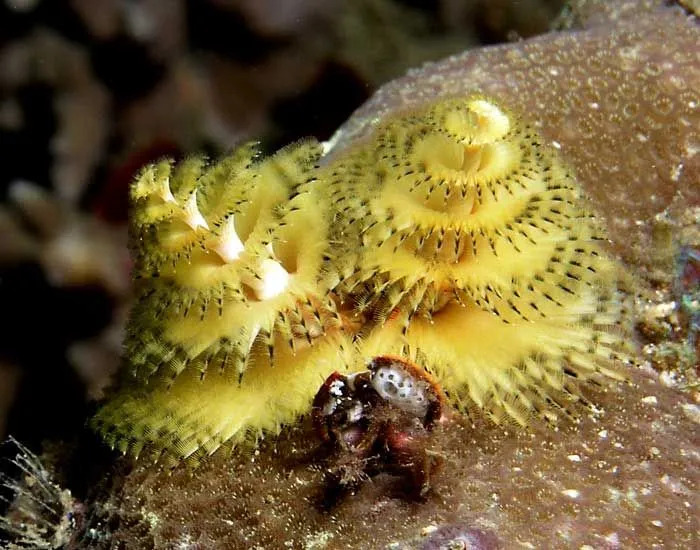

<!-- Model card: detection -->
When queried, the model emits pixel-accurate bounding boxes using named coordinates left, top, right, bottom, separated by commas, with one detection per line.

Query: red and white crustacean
left=312, top=356, right=448, bottom=497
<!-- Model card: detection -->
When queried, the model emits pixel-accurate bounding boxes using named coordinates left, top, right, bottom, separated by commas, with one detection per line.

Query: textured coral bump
left=93, top=95, right=631, bottom=464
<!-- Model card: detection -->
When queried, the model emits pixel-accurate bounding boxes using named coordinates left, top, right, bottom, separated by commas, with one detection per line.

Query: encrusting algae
left=92, top=95, right=633, bottom=465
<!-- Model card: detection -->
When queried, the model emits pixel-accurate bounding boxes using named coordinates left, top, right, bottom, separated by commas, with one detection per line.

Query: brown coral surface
left=81, top=372, right=697, bottom=549
left=70, top=0, right=699, bottom=548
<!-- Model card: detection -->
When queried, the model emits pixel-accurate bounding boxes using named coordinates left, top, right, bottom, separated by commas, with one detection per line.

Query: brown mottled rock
left=66, top=1, right=699, bottom=548
left=78, top=371, right=697, bottom=549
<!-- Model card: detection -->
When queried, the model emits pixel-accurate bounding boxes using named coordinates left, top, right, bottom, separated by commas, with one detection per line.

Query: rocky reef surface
left=1, top=0, right=697, bottom=548
left=81, top=371, right=697, bottom=549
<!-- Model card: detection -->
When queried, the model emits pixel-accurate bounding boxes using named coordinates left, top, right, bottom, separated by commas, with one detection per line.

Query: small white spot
left=568, top=454, right=582, bottom=462
left=346, top=399, right=365, bottom=425
left=651, top=520, right=663, bottom=527
left=468, top=98, right=511, bottom=140
left=641, top=395, right=658, bottom=405
left=329, top=379, right=344, bottom=397
left=183, top=190, right=209, bottom=230
left=214, top=215, right=245, bottom=262
left=647, top=300, right=677, bottom=317
left=604, top=532, right=620, bottom=546
left=158, top=177, right=176, bottom=203
left=680, top=403, right=700, bottom=424
left=420, top=525, right=439, bottom=536
left=321, top=135, right=338, bottom=156
left=598, top=430, right=608, bottom=439
left=670, top=163, right=683, bottom=182
left=246, top=323, right=261, bottom=353
left=589, top=102, right=599, bottom=110
left=562, top=489, right=580, bottom=499
left=552, top=140, right=562, bottom=150
left=636, top=133, right=649, bottom=142
left=660, top=473, right=688, bottom=495
left=256, top=258, right=290, bottom=300
left=659, top=370, right=678, bottom=388
left=613, top=442, right=624, bottom=449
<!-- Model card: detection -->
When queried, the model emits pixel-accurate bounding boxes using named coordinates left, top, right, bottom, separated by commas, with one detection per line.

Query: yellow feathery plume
left=93, top=94, right=633, bottom=464
left=326, top=95, right=631, bottom=424
left=123, top=139, right=334, bottom=382
left=93, top=330, right=354, bottom=465
left=93, top=139, right=354, bottom=463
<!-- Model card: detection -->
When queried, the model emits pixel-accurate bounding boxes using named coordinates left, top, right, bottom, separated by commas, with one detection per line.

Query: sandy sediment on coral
left=80, top=370, right=698, bottom=549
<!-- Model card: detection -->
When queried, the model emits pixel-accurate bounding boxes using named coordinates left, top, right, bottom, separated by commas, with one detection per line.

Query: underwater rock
left=75, top=368, right=697, bottom=548
left=15, top=0, right=698, bottom=548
